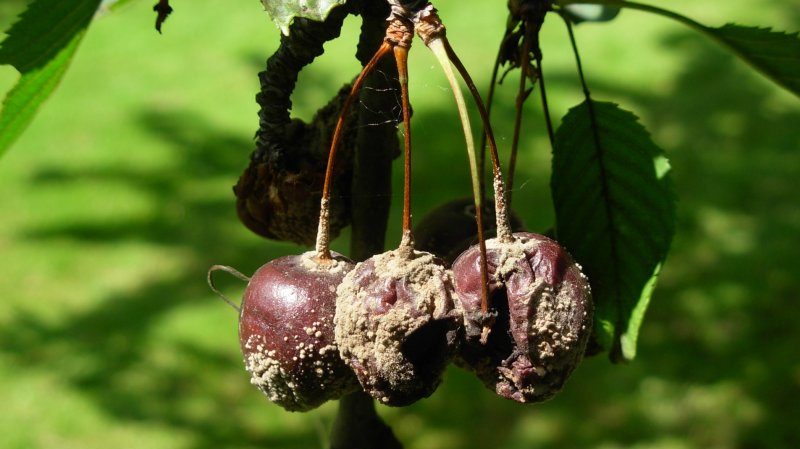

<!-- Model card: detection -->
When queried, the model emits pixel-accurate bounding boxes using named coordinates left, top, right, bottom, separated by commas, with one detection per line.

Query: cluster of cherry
left=215, top=1, right=593, bottom=412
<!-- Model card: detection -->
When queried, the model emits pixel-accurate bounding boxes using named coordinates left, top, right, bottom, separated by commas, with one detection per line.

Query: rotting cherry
left=451, top=232, right=592, bottom=403
left=214, top=20, right=401, bottom=411
left=237, top=252, right=359, bottom=412
left=234, top=84, right=359, bottom=246
left=334, top=12, right=461, bottom=406
left=334, top=242, right=460, bottom=406
left=412, top=5, right=594, bottom=402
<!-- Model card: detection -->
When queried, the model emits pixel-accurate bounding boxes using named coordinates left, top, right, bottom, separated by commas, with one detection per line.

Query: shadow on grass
left=2, top=26, right=799, bottom=449
left=3, top=109, right=326, bottom=449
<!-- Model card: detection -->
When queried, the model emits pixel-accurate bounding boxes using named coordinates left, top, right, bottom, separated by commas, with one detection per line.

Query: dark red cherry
left=239, top=251, right=358, bottom=412
left=451, top=232, right=592, bottom=403
left=334, top=248, right=460, bottom=406
left=414, top=197, right=526, bottom=265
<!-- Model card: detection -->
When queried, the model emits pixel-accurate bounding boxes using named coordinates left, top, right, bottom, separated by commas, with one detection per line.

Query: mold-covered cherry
left=452, top=232, right=592, bottom=403
left=414, top=197, right=526, bottom=264
left=234, top=84, right=361, bottom=246
left=334, top=244, right=460, bottom=406
left=239, top=251, right=358, bottom=412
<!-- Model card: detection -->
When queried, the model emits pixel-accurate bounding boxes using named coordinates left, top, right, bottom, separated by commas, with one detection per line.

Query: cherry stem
left=507, top=26, right=533, bottom=206
left=441, top=38, right=514, bottom=242
left=315, top=41, right=393, bottom=260
left=395, top=45, right=414, bottom=242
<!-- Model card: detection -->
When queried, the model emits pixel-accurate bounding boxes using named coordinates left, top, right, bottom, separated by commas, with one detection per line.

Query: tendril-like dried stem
left=207, top=265, right=250, bottom=312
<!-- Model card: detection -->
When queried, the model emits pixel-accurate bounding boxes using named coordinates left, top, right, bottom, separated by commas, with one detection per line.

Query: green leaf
left=0, top=0, right=102, bottom=158
left=707, top=24, right=800, bottom=96
left=261, top=0, right=347, bottom=35
left=551, top=100, right=676, bottom=362
left=557, top=1, right=800, bottom=97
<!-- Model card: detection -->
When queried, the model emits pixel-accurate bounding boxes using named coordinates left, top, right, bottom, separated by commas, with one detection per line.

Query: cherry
left=334, top=14, right=462, bottom=406
left=406, top=5, right=593, bottom=402
left=234, top=19, right=410, bottom=411
left=414, top=197, right=525, bottom=264
left=239, top=251, right=358, bottom=412
left=451, top=232, right=592, bottom=403
left=234, top=85, right=358, bottom=246
left=334, top=245, right=460, bottom=406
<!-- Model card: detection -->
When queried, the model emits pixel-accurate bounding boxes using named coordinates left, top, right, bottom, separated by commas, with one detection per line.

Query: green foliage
left=551, top=101, right=676, bottom=362
left=0, top=0, right=101, bottom=158
left=260, top=0, right=347, bottom=35
left=557, top=1, right=800, bottom=97
left=708, top=24, right=800, bottom=97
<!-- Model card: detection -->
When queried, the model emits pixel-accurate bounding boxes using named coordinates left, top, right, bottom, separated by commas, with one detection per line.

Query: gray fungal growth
left=334, top=248, right=461, bottom=406
left=239, top=251, right=359, bottom=412
left=452, top=232, right=593, bottom=403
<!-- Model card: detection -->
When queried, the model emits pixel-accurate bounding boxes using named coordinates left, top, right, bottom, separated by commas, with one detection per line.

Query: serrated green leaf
left=551, top=100, right=676, bottom=362
left=558, top=1, right=800, bottom=96
left=261, top=0, right=347, bottom=35
left=707, top=24, right=800, bottom=96
left=0, top=0, right=101, bottom=158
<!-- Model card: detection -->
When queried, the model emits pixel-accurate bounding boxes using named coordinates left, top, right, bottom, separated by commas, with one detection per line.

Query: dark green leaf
left=260, top=0, right=347, bottom=35
left=707, top=24, right=800, bottom=96
left=551, top=100, right=676, bottom=362
left=0, top=0, right=101, bottom=158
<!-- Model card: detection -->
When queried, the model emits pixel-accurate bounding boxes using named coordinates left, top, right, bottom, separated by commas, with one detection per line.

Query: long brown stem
left=395, top=46, right=413, bottom=237
left=315, top=41, right=393, bottom=260
left=330, top=5, right=403, bottom=449
left=441, top=38, right=513, bottom=242
left=507, top=27, right=533, bottom=205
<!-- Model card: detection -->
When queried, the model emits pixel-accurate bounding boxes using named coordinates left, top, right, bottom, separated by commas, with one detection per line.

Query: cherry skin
left=451, top=232, right=593, bottom=403
left=334, top=247, right=460, bottom=406
left=239, top=251, right=358, bottom=412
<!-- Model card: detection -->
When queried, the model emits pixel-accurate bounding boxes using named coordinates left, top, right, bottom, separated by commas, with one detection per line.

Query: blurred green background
left=1, top=1, right=798, bottom=448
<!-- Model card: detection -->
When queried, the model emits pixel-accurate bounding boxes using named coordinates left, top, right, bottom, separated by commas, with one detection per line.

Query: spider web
left=354, top=68, right=404, bottom=130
